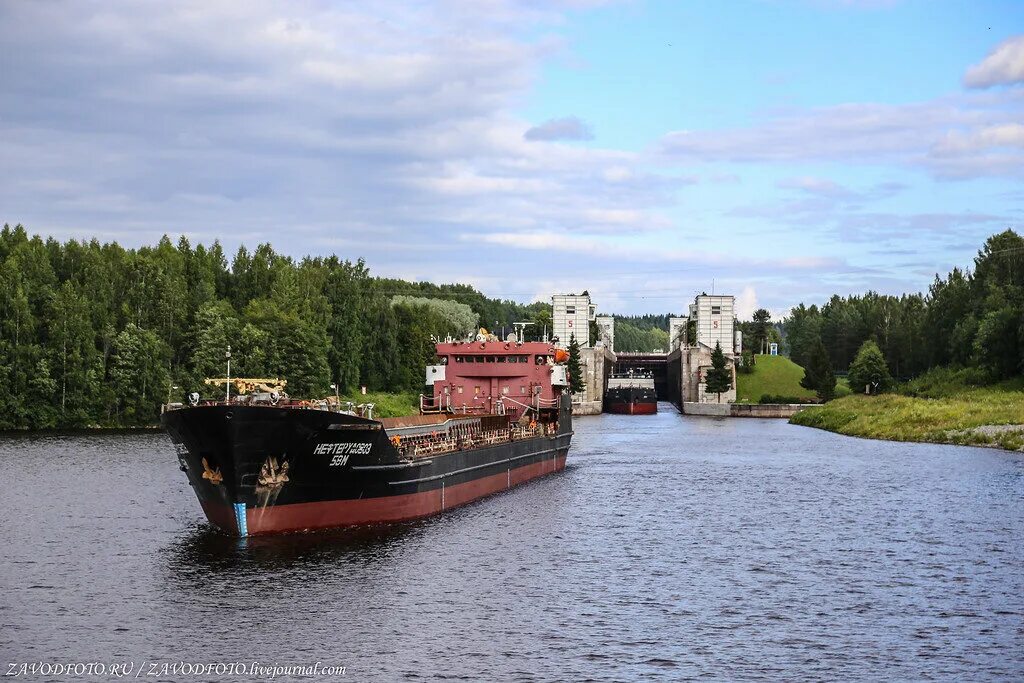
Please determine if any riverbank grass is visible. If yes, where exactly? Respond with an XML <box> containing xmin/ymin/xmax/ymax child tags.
<box><xmin>735</xmin><ymin>355</ymin><xmax>816</xmax><ymax>403</ymax></box>
<box><xmin>791</xmin><ymin>383</ymin><xmax>1024</xmax><ymax>451</ymax></box>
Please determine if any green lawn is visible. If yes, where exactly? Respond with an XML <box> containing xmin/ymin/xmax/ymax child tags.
<box><xmin>735</xmin><ymin>354</ymin><xmax>816</xmax><ymax>403</ymax></box>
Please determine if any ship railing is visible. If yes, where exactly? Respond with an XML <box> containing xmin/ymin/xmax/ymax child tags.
<box><xmin>502</xmin><ymin>395</ymin><xmax>543</xmax><ymax>419</ymax></box>
<box><xmin>450</xmin><ymin>404</ymin><xmax>488</xmax><ymax>414</ymax></box>
<box><xmin>403</xmin><ymin>421</ymin><xmax>552</xmax><ymax>458</ymax></box>
<box><xmin>412</xmin><ymin>437</ymin><xmax>459</xmax><ymax>458</ymax></box>
<box><xmin>420</xmin><ymin>394</ymin><xmax>445</xmax><ymax>414</ymax></box>
<box><xmin>501</xmin><ymin>396</ymin><xmax>532</xmax><ymax>411</ymax></box>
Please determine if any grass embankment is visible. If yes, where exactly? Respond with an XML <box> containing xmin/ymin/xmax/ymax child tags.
<box><xmin>735</xmin><ymin>355</ymin><xmax>817</xmax><ymax>403</ymax></box>
<box><xmin>339</xmin><ymin>391</ymin><xmax>419</xmax><ymax>418</ymax></box>
<box><xmin>791</xmin><ymin>370</ymin><xmax>1024</xmax><ymax>451</ymax></box>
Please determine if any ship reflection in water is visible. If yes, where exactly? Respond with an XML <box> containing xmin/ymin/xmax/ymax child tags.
<box><xmin>165</xmin><ymin>519</ymin><xmax>431</xmax><ymax>576</ymax></box>
<box><xmin>4</xmin><ymin>411</ymin><xmax>1023</xmax><ymax>681</ymax></box>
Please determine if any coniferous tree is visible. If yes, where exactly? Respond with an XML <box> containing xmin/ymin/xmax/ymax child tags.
<box><xmin>751</xmin><ymin>308</ymin><xmax>771</xmax><ymax>354</ymax></box>
<box><xmin>800</xmin><ymin>339</ymin><xmax>836</xmax><ymax>401</ymax></box>
<box><xmin>705</xmin><ymin>341</ymin><xmax>732</xmax><ymax>402</ymax></box>
<box><xmin>567</xmin><ymin>334</ymin><xmax>583</xmax><ymax>394</ymax></box>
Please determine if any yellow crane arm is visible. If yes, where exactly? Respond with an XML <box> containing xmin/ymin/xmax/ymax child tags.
<box><xmin>203</xmin><ymin>378</ymin><xmax>287</xmax><ymax>394</ymax></box>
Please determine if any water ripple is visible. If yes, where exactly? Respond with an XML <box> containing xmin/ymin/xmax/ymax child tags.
<box><xmin>1</xmin><ymin>411</ymin><xmax>1023</xmax><ymax>680</ymax></box>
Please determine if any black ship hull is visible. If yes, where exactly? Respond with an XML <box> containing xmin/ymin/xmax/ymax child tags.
<box><xmin>603</xmin><ymin>386</ymin><xmax>657</xmax><ymax>415</ymax></box>
<box><xmin>161</xmin><ymin>396</ymin><xmax>572</xmax><ymax>536</ymax></box>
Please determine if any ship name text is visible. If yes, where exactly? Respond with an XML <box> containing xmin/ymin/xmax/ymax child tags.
<box><xmin>314</xmin><ymin>441</ymin><xmax>373</xmax><ymax>466</ymax></box>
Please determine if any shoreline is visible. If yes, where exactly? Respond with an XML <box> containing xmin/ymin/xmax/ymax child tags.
<box><xmin>790</xmin><ymin>392</ymin><xmax>1024</xmax><ymax>453</ymax></box>
<box><xmin>0</xmin><ymin>391</ymin><xmax>422</xmax><ymax>435</ymax></box>
<box><xmin>0</xmin><ymin>425</ymin><xmax>165</xmax><ymax>436</ymax></box>
<box><xmin>789</xmin><ymin>419</ymin><xmax>1024</xmax><ymax>453</ymax></box>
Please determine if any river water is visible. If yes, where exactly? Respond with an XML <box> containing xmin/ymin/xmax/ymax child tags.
<box><xmin>2</xmin><ymin>406</ymin><xmax>1023</xmax><ymax>681</ymax></box>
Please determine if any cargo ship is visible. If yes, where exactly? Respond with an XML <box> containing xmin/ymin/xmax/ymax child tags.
<box><xmin>161</xmin><ymin>332</ymin><xmax>572</xmax><ymax>536</ymax></box>
<box><xmin>603</xmin><ymin>372</ymin><xmax>657</xmax><ymax>415</ymax></box>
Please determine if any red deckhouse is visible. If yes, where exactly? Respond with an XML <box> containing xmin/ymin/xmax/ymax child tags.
<box><xmin>424</xmin><ymin>340</ymin><xmax>568</xmax><ymax>420</ymax></box>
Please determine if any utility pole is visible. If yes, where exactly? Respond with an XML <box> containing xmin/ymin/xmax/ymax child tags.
<box><xmin>225</xmin><ymin>345</ymin><xmax>231</xmax><ymax>403</ymax></box>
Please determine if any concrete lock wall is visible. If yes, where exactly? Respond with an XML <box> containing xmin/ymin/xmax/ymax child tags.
<box><xmin>678</xmin><ymin>344</ymin><xmax>737</xmax><ymax>404</ymax></box>
<box><xmin>573</xmin><ymin>346</ymin><xmax>615</xmax><ymax>416</ymax></box>
<box><xmin>729</xmin><ymin>403</ymin><xmax>810</xmax><ymax>418</ymax></box>
<box><xmin>682</xmin><ymin>402</ymin><xmax>810</xmax><ymax>418</ymax></box>
<box><xmin>682</xmin><ymin>401</ymin><xmax>731</xmax><ymax>416</ymax></box>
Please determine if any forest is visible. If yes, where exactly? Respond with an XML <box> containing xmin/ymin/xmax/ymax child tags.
<box><xmin>0</xmin><ymin>225</ymin><xmax>547</xmax><ymax>429</ymax></box>
<box><xmin>612</xmin><ymin>314</ymin><xmax>672</xmax><ymax>352</ymax></box>
<box><xmin>1</xmin><ymin>226</ymin><xmax>1019</xmax><ymax>429</ymax></box>
<box><xmin>782</xmin><ymin>230</ymin><xmax>1024</xmax><ymax>383</ymax></box>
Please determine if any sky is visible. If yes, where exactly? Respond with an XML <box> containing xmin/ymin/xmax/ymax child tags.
<box><xmin>1</xmin><ymin>0</ymin><xmax>1022</xmax><ymax>318</ymax></box>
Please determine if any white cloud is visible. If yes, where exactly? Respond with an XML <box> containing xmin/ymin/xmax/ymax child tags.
<box><xmin>734</xmin><ymin>286</ymin><xmax>758</xmax><ymax>320</ymax></box>
<box><xmin>466</xmin><ymin>231</ymin><xmax>844</xmax><ymax>273</ymax></box>
<box><xmin>964</xmin><ymin>35</ymin><xmax>1024</xmax><ymax>89</ymax></box>
<box><xmin>0</xmin><ymin>0</ymin><xmax>671</xmax><ymax>252</ymax></box>
<box><xmin>776</xmin><ymin>176</ymin><xmax>856</xmax><ymax>199</ymax></box>
<box><xmin>602</xmin><ymin>166</ymin><xmax>633</xmax><ymax>182</ymax></box>
<box><xmin>524</xmin><ymin>116</ymin><xmax>594</xmax><ymax>141</ymax></box>
<box><xmin>932</xmin><ymin>122</ymin><xmax>1024</xmax><ymax>154</ymax></box>
<box><xmin>658</xmin><ymin>93</ymin><xmax>1024</xmax><ymax>179</ymax></box>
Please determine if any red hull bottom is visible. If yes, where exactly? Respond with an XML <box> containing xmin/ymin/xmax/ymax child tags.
<box><xmin>605</xmin><ymin>402</ymin><xmax>657</xmax><ymax>415</ymax></box>
<box><xmin>202</xmin><ymin>452</ymin><xmax>567</xmax><ymax>536</ymax></box>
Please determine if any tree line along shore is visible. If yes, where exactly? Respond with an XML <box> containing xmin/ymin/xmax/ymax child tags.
<box><xmin>0</xmin><ymin>224</ymin><xmax>551</xmax><ymax>429</ymax></box>
<box><xmin>776</xmin><ymin>229</ymin><xmax>1023</xmax><ymax>451</ymax></box>
<box><xmin>0</xmin><ymin>225</ymin><xmax>1021</xmax><ymax>442</ymax></box>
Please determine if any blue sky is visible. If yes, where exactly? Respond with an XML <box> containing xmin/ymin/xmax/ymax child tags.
<box><xmin>1</xmin><ymin>0</ymin><xmax>1022</xmax><ymax>318</ymax></box>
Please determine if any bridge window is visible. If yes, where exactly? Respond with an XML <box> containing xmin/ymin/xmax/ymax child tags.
<box><xmin>497</xmin><ymin>356</ymin><xmax>507</xmax><ymax>363</ymax></box>
<box><xmin>474</xmin><ymin>356</ymin><xmax>485</xmax><ymax>363</ymax></box>
<box><xmin>486</xmin><ymin>356</ymin><xmax>496</xmax><ymax>363</ymax></box>
<box><xmin>711</xmin><ymin>306</ymin><xmax>721</xmax><ymax>315</ymax></box>
<box><xmin>518</xmin><ymin>355</ymin><xmax>528</xmax><ymax>363</ymax></box>
<box><xmin>566</xmin><ymin>306</ymin><xmax>576</xmax><ymax>314</ymax></box>
<box><xmin>454</xmin><ymin>355</ymin><xmax>463</xmax><ymax>363</ymax></box>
